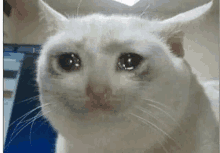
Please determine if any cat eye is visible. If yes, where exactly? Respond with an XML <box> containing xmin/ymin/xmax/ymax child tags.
<box><xmin>117</xmin><ymin>53</ymin><xmax>143</xmax><ymax>71</ymax></box>
<box><xmin>58</xmin><ymin>53</ymin><xmax>81</xmax><ymax>72</ymax></box>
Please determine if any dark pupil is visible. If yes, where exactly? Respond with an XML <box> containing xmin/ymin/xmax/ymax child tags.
<box><xmin>118</xmin><ymin>53</ymin><xmax>143</xmax><ymax>71</ymax></box>
<box><xmin>58</xmin><ymin>53</ymin><xmax>81</xmax><ymax>71</ymax></box>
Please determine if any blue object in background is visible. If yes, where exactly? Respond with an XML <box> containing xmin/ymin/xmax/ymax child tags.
<box><xmin>4</xmin><ymin>53</ymin><xmax>57</xmax><ymax>153</ymax></box>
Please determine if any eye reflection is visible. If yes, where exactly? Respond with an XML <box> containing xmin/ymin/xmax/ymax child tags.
<box><xmin>117</xmin><ymin>53</ymin><xmax>143</xmax><ymax>71</ymax></box>
<box><xmin>58</xmin><ymin>53</ymin><xmax>81</xmax><ymax>72</ymax></box>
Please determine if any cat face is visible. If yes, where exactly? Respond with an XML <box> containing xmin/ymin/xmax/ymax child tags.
<box><xmin>36</xmin><ymin>0</ymin><xmax>213</xmax><ymax>149</ymax></box>
<box><xmin>37</xmin><ymin>15</ymin><xmax>187</xmax><ymax>115</ymax></box>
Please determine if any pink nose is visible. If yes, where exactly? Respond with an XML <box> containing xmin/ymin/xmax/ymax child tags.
<box><xmin>85</xmin><ymin>83</ymin><xmax>113</xmax><ymax>112</ymax></box>
<box><xmin>85</xmin><ymin>83</ymin><xmax>112</xmax><ymax>100</ymax></box>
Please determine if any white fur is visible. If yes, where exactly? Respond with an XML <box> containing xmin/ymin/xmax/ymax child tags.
<box><xmin>37</xmin><ymin>1</ymin><xmax>218</xmax><ymax>153</ymax></box>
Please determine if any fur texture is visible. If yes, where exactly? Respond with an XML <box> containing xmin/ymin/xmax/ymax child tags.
<box><xmin>37</xmin><ymin>1</ymin><xmax>218</xmax><ymax>152</ymax></box>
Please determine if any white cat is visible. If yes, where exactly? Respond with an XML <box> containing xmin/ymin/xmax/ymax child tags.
<box><xmin>37</xmin><ymin>0</ymin><xmax>219</xmax><ymax>153</ymax></box>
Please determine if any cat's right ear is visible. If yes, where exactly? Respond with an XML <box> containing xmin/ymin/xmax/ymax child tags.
<box><xmin>38</xmin><ymin>0</ymin><xmax>68</xmax><ymax>33</ymax></box>
<box><xmin>155</xmin><ymin>0</ymin><xmax>213</xmax><ymax>58</ymax></box>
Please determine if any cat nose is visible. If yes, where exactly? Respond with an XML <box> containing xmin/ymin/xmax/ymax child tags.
<box><xmin>85</xmin><ymin>82</ymin><xmax>112</xmax><ymax>98</ymax></box>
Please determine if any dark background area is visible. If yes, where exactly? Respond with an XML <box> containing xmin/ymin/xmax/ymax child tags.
<box><xmin>4</xmin><ymin>53</ymin><xmax>57</xmax><ymax>153</ymax></box>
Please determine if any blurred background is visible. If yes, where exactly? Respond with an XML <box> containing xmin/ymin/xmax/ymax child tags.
<box><xmin>3</xmin><ymin>0</ymin><xmax>219</xmax><ymax>152</ymax></box>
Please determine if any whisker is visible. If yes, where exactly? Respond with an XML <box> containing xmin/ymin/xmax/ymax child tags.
<box><xmin>11</xmin><ymin>118</ymin><xmax>36</xmax><ymax>134</ymax></box>
<box><xmin>29</xmin><ymin>111</ymin><xmax>43</xmax><ymax>145</ymax></box>
<box><xmin>129</xmin><ymin>113</ymin><xmax>182</xmax><ymax>149</ymax></box>
<box><xmin>146</xmin><ymin>103</ymin><xmax>183</xmax><ymax>131</ymax></box>
<box><xmin>139</xmin><ymin>4</ymin><xmax>150</xmax><ymax>17</ymax></box>
<box><xmin>130</xmin><ymin>108</ymin><xmax>169</xmax><ymax>153</ymax></box>
<box><xmin>28</xmin><ymin>109</ymin><xmax>53</xmax><ymax>144</ymax></box>
<box><xmin>142</xmin><ymin>98</ymin><xmax>170</xmax><ymax>110</ymax></box>
<box><xmin>8</xmin><ymin>112</ymin><xmax>44</xmax><ymax>144</ymax></box>
<box><xmin>9</xmin><ymin>103</ymin><xmax>51</xmax><ymax>128</ymax></box>
<box><xmin>135</xmin><ymin>106</ymin><xmax>170</xmax><ymax>128</ymax></box>
<box><xmin>77</xmin><ymin>0</ymin><xmax>83</xmax><ymax>17</ymax></box>
<box><xmin>4</xmin><ymin>110</ymin><xmax>48</xmax><ymax>150</ymax></box>
<box><xmin>142</xmin><ymin>99</ymin><xmax>191</xmax><ymax>142</ymax></box>
<box><xmin>14</xmin><ymin>95</ymin><xmax>39</xmax><ymax>104</ymax></box>
<box><xmin>143</xmin><ymin>102</ymin><xmax>192</xmax><ymax>148</ymax></box>
<box><xmin>31</xmin><ymin>106</ymin><xmax>59</xmax><ymax>133</ymax></box>
<box><xmin>32</xmin><ymin>117</ymin><xmax>50</xmax><ymax>132</ymax></box>
<box><xmin>10</xmin><ymin>110</ymin><xmax>39</xmax><ymax>140</ymax></box>
<box><xmin>157</xmin><ymin>141</ymin><xmax>169</xmax><ymax>153</ymax></box>
<box><xmin>9</xmin><ymin>103</ymin><xmax>51</xmax><ymax>139</ymax></box>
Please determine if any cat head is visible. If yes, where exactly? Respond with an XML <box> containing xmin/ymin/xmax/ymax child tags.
<box><xmin>36</xmin><ymin>0</ymin><xmax>213</xmax><ymax>142</ymax></box>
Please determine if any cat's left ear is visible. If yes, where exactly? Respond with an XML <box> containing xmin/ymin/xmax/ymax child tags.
<box><xmin>38</xmin><ymin>0</ymin><xmax>68</xmax><ymax>34</ymax></box>
<box><xmin>157</xmin><ymin>1</ymin><xmax>213</xmax><ymax>57</ymax></box>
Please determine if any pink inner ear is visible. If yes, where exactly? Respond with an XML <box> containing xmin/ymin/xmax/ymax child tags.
<box><xmin>167</xmin><ymin>31</ymin><xmax>184</xmax><ymax>58</ymax></box>
<box><xmin>170</xmin><ymin>42</ymin><xmax>184</xmax><ymax>57</ymax></box>
<box><xmin>8</xmin><ymin>0</ymin><xmax>28</xmax><ymax>20</ymax></box>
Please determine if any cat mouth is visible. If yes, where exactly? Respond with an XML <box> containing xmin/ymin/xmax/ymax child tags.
<box><xmin>81</xmin><ymin>99</ymin><xmax>117</xmax><ymax>120</ymax></box>
<box><xmin>85</xmin><ymin>99</ymin><xmax>114</xmax><ymax>112</ymax></box>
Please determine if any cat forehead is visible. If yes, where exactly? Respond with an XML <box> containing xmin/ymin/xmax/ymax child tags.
<box><xmin>58</xmin><ymin>14</ymin><xmax>157</xmax><ymax>41</ymax></box>
<box><xmin>45</xmin><ymin>15</ymin><xmax>164</xmax><ymax>55</ymax></box>
<box><xmin>72</xmin><ymin>14</ymin><xmax>154</xmax><ymax>30</ymax></box>
<box><xmin>45</xmin><ymin>33</ymin><xmax>165</xmax><ymax>57</ymax></box>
